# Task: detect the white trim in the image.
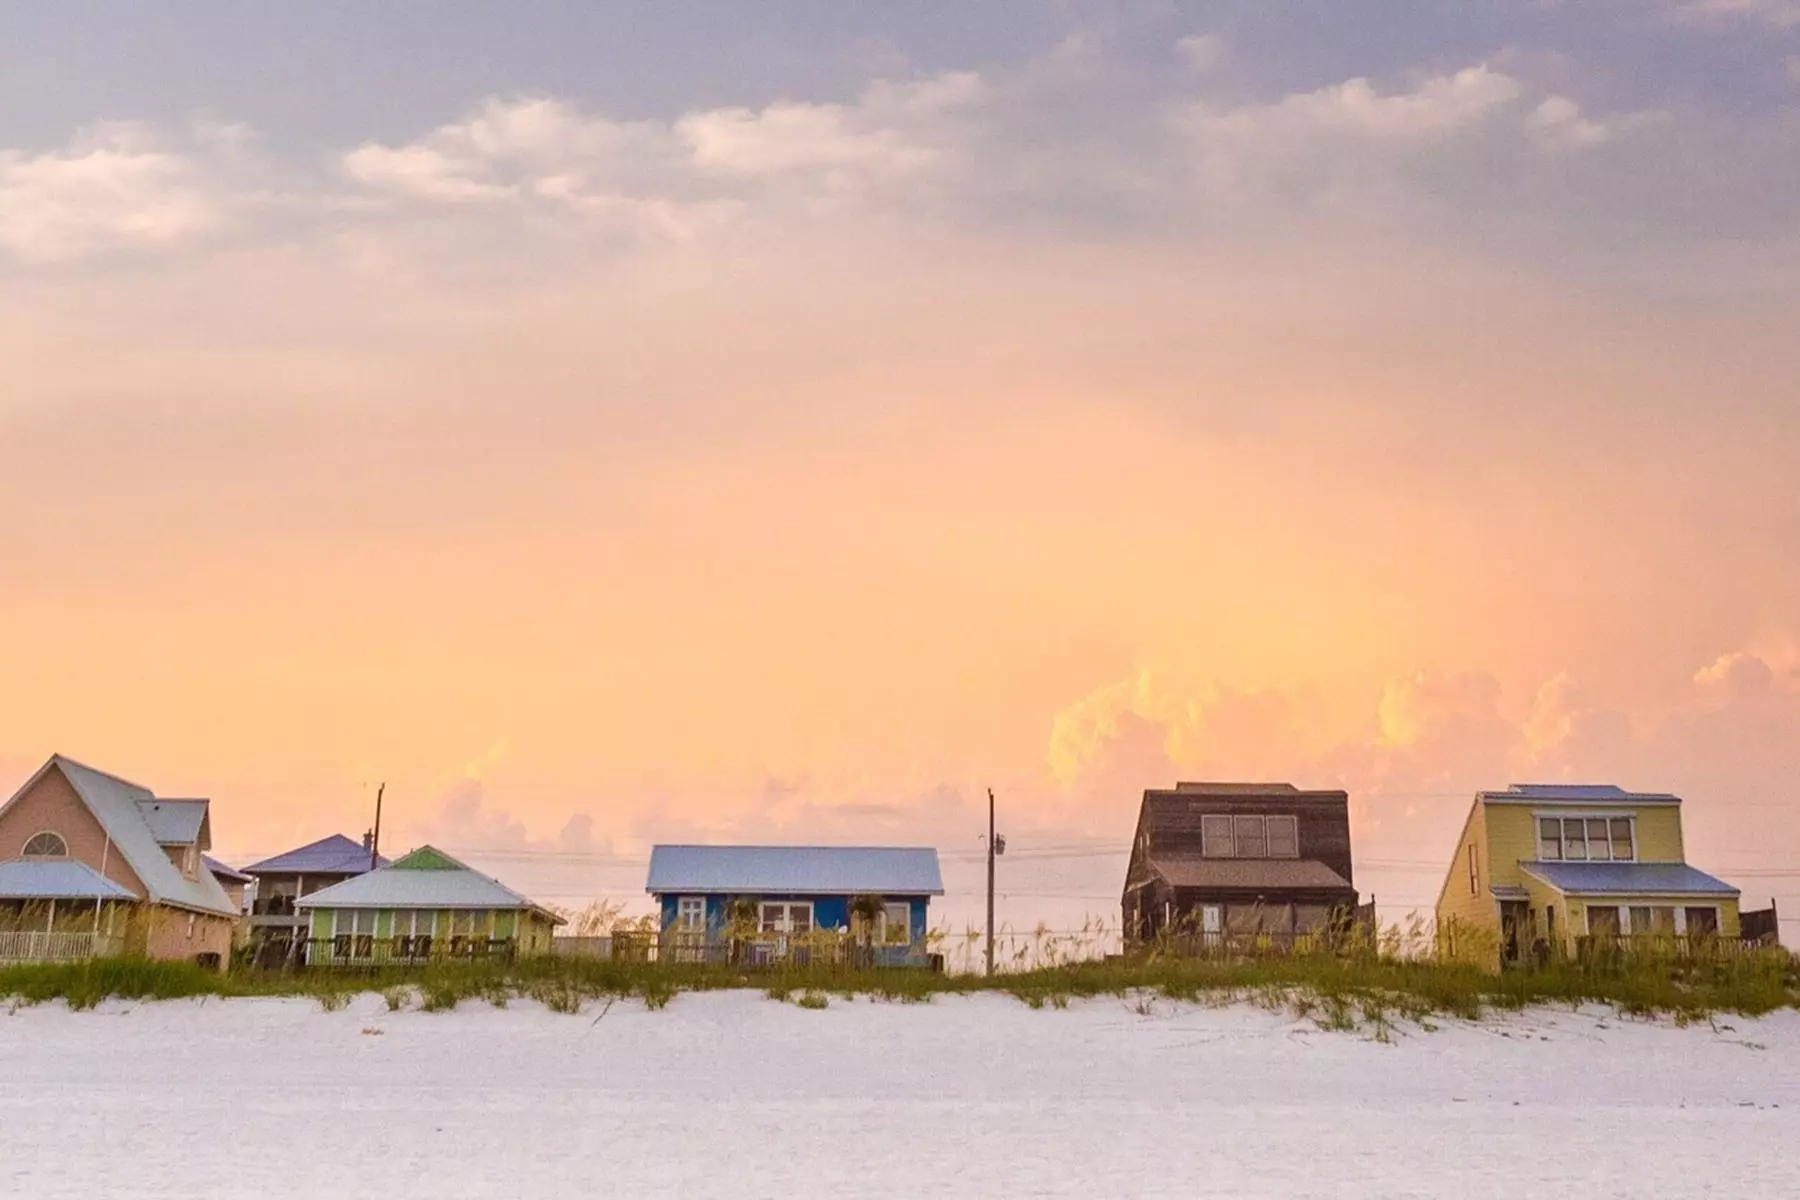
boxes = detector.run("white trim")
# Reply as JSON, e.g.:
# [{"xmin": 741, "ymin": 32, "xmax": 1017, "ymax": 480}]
[
  {"xmin": 20, "ymin": 830, "xmax": 70, "ymax": 859},
  {"xmin": 758, "ymin": 900, "xmax": 814, "ymax": 934},
  {"xmin": 1533, "ymin": 812, "xmax": 1638, "ymax": 862},
  {"xmin": 676, "ymin": 896, "xmax": 705, "ymax": 931}
]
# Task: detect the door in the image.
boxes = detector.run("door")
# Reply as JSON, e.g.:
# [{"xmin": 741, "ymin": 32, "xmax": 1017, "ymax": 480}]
[{"xmin": 1200, "ymin": 904, "xmax": 1222, "ymax": 945}]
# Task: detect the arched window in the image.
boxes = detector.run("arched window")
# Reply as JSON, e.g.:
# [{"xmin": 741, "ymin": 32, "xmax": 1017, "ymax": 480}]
[{"xmin": 21, "ymin": 831, "xmax": 69, "ymax": 858}]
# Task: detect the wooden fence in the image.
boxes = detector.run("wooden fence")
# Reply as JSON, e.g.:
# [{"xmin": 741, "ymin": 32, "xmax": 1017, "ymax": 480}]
[{"xmin": 553, "ymin": 930, "xmax": 937, "ymax": 970}]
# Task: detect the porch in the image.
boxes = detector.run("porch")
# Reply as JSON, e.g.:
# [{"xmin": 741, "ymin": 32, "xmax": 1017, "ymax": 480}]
[
  {"xmin": 0, "ymin": 861, "xmax": 139, "ymax": 963},
  {"xmin": 0, "ymin": 930, "xmax": 128, "ymax": 963},
  {"xmin": 555, "ymin": 929, "xmax": 938, "ymax": 970}
]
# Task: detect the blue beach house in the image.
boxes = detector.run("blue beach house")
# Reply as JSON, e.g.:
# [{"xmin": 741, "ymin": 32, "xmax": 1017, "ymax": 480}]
[{"xmin": 646, "ymin": 845, "xmax": 944, "ymax": 966}]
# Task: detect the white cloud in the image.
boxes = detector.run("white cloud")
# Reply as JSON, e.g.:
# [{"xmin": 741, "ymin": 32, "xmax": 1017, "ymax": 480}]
[
  {"xmin": 1189, "ymin": 66, "xmax": 1523, "ymax": 146},
  {"xmin": 1175, "ymin": 34, "xmax": 1227, "ymax": 73},
  {"xmin": 0, "ymin": 122, "xmax": 225, "ymax": 263},
  {"xmin": 1527, "ymin": 96, "xmax": 1612, "ymax": 148}
]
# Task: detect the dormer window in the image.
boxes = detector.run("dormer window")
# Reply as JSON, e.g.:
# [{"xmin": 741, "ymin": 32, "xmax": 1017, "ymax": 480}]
[
  {"xmin": 1201, "ymin": 814, "xmax": 1299, "ymax": 859},
  {"xmin": 22, "ymin": 831, "xmax": 69, "ymax": 858},
  {"xmin": 1538, "ymin": 815, "xmax": 1635, "ymax": 862}
]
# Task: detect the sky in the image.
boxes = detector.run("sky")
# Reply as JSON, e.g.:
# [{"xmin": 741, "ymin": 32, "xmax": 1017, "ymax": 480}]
[{"xmin": 3, "ymin": 1, "xmax": 1799, "ymax": 939}]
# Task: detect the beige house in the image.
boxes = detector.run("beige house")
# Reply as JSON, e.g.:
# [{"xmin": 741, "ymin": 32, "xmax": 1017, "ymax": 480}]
[{"xmin": 0, "ymin": 755, "xmax": 240, "ymax": 967}]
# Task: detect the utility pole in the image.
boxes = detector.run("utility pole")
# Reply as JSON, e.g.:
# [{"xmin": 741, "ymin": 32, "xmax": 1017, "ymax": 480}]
[
  {"xmin": 986, "ymin": 788, "xmax": 1005, "ymax": 976},
  {"xmin": 370, "ymin": 782, "xmax": 385, "ymax": 871}
]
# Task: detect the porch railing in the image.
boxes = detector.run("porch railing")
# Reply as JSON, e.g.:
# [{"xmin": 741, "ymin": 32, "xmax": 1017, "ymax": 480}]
[
  {"xmin": 553, "ymin": 931, "xmax": 937, "ymax": 970},
  {"xmin": 1573, "ymin": 934, "xmax": 1777, "ymax": 965},
  {"xmin": 0, "ymin": 931, "xmax": 127, "ymax": 963},
  {"xmin": 299, "ymin": 936, "xmax": 517, "ymax": 969}
]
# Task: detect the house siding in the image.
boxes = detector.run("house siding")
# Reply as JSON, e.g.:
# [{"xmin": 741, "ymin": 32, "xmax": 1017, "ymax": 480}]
[
  {"xmin": 658, "ymin": 893, "xmax": 928, "ymax": 940},
  {"xmin": 1435, "ymin": 799, "xmax": 1495, "ymax": 962},
  {"xmin": 144, "ymin": 907, "xmax": 234, "ymax": 966}
]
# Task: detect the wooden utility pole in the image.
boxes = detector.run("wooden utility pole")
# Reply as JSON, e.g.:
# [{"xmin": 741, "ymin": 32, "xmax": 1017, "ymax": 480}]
[
  {"xmin": 370, "ymin": 782, "xmax": 385, "ymax": 871},
  {"xmin": 986, "ymin": 788, "xmax": 1004, "ymax": 977}
]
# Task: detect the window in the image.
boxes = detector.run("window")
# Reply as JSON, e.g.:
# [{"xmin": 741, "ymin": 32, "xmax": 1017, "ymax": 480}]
[
  {"xmin": 1629, "ymin": 906, "xmax": 1652, "ymax": 935},
  {"xmin": 1586, "ymin": 906, "xmax": 1620, "ymax": 936},
  {"xmin": 880, "ymin": 902, "xmax": 912, "ymax": 946},
  {"xmin": 1294, "ymin": 904, "xmax": 1333, "ymax": 934},
  {"xmin": 1232, "ymin": 816, "xmax": 1267, "ymax": 859},
  {"xmin": 1467, "ymin": 843, "xmax": 1479, "ymax": 896},
  {"xmin": 1651, "ymin": 906, "xmax": 1676, "ymax": 934},
  {"xmin": 21, "ymin": 831, "xmax": 68, "ymax": 858},
  {"xmin": 759, "ymin": 902, "xmax": 813, "ymax": 935},
  {"xmin": 1265, "ymin": 816, "xmax": 1298, "ymax": 859},
  {"xmin": 676, "ymin": 897, "xmax": 705, "ymax": 931},
  {"xmin": 1201, "ymin": 815, "xmax": 1234, "ymax": 858},
  {"xmin": 335, "ymin": 909, "xmax": 376, "ymax": 958},
  {"xmin": 1202, "ymin": 815, "xmax": 1297, "ymax": 859},
  {"xmin": 1535, "ymin": 815, "xmax": 1634, "ymax": 862},
  {"xmin": 186, "ymin": 913, "xmax": 197, "ymax": 940},
  {"xmin": 1608, "ymin": 818, "xmax": 1634, "ymax": 861},
  {"xmin": 1684, "ymin": 907, "xmax": 1719, "ymax": 937},
  {"xmin": 1538, "ymin": 818, "xmax": 1562, "ymax": 860}
]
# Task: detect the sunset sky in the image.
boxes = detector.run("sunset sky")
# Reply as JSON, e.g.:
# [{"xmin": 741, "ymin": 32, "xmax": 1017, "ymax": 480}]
[{"xmin": 4, "ymin": 2, "xmax": 1798, "ymax": 938}]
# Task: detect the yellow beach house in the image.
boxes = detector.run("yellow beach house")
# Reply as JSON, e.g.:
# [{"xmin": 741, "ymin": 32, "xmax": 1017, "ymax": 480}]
[{"xmin": 1436, "ymin": 784, "xmax": 1742, "ymax": 967}]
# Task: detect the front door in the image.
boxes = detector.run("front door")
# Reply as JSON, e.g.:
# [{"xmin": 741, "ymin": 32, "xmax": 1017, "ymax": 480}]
[{"xmin": 1200, "ymin": 905, "xmax": 1222, "ymax": 942}]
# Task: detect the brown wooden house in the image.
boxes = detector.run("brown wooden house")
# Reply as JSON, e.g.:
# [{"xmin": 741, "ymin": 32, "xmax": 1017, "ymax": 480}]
[{"xmin": 1122, "ymin": 782, "xmax": 1361, "ymax": 947}]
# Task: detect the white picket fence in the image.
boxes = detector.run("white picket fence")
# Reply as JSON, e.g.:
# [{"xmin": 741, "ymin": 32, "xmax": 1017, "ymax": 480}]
[{"xmin": 0, "ymin": 931, "xmax": 126, "ymax": 963}]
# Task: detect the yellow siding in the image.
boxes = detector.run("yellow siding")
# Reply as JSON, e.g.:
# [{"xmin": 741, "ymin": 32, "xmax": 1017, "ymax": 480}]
[
  {"xmin": 1565, "ymin": 895, "xmax": 1740, "ymax": 941},
  {"xmin": 1483, "ymin": 807, "xmax": 1540, "ymax": 885},
  {"xmin": 1435, "ymin": 800, "xmax": 1498, "ymax": 963},
  {"xmin": 1632, "ymin": 808, "xmax": 1685, "ymax": 861}
]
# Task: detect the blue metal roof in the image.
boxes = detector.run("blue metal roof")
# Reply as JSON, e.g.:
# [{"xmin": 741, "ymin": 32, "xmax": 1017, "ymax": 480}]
[
  {"xmin": 1521, "ymin": 861, "xmax": 1739, "ymax": 896},
  {"xmin": 1482, "ymin": 784, "xmax": 1680, "ymax": 803},
  {"xmin": 0, "ymin": 859, "xmax": 138, "ymax": 901},
  {"xmin": 240, "ymin": 834, "xmax": 387, "ymax": 876},
  {"xmin": 647, "ymin": 845, "xmax": 944, "ymax": 897}
]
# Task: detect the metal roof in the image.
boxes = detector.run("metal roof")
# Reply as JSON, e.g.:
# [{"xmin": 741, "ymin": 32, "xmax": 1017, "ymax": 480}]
[
  {"xmin": 646, "ymin": 845, "xmax": 945, "ymax": 897},
  {"xmin": 203, "ymin": 855, "xmax": 252, "ymax": 884},
  {"xmin": 1481, "ymin": 784, "xmax": 1681, "ymax": 805},
  {"xmin": 240, "ymin": 834, "xmax": 387, "ymax": 876},
  {"xmin": 296, "ymin": 846, "xmax": 561, "ymax": 920},
  {"xmin": 1148, "ymin": 856, "xmax": 1355, "ymax": 893},
  {"xmin": 138, "ymin": 799, "xmax": 209, "ymax": 845},
  {"xmin": 0, "ymin": 859, "xmax": 138, "ymax": 901},
  {"xmin": 1520, "ymin": 861, "xmax": 1739, "ymax": 897},
  {"xmin": 1489, "ymin": 884, "xmax": 1532, "ymax": 902},
  {"xmin": 0, "ymin": 757, "xmax": 238, "ymax": 917}
]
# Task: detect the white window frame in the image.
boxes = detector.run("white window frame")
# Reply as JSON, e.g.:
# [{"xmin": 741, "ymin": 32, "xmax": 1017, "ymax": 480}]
[
  {"xmin": 186, "ymin": 912, "xmax": 197, "ymax": 940},
  {"xmin": 20, "ymin": 830, "xmax": 69, "ymax": 858},
  {"xmin": 759, "ymin": 901, "xmax": 813, "ymax": 934},
  {"xmin": 878, "ymin": 901, "xmax": 912, "ymax": 946},
  {"xmin": 676, "ymin": 896, "xmax": 706, "ymax": 931},
  {"xmin": 1467, "ymin": 843, "xmax": 1480, "ymax": 895},
  {"xmin": 1534, "ymin": 812, "xmax": 1637, "ymax": 862}
]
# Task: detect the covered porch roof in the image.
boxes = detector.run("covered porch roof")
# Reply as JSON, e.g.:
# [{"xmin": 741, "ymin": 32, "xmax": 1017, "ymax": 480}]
[
  {"xmin": 0, "ymin": 860, "xmax": 138, "ymax": 902},
  {"xmin": 1520, "ymin": 861, "xmax": 1739, "ymax": 897}
]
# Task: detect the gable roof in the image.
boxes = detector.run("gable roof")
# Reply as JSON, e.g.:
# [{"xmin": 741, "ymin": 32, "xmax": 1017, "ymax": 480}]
[
  {"xmin": 240, "ymin": 834, "xmax": 387, "ymax": 876},
  {"xmin": 139, "ymin": 799, "xmax": 209, "ymax": 845},
  {"xmin": 203, "ymin": 855, "xmax": 252, "ymax": 884},
  {"xmin": 0, "ymin": 756, "xmax": 238, "ymax": 917},
  {"xmin": 0, "ymin": 859, "xmax": 138, "ymax": 901},
  {"xmin": 646, "ymin": 845, "xmax": 945, "ymax": 897},
  {"xmin": 1520, "ymin": 861, "xmax": 1739, "ymax": 897},
  {"xmin": 295, "ymin": 845, "xmax": 562, "ymax": 921},
  {"xmin": 1147, "ymin": 856, "xmax": 1355, "ymax": 893}
]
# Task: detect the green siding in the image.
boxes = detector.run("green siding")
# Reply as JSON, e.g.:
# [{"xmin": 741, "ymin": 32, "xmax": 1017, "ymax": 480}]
[
  {"xmin": 392, "ymin": 846, "xmax": 461, "ymax": 871},
  {"xmin": 494, "ymin": 911, "xmax": 516, "ymax": 939},
  {"xmin": 310, "ymin": 909, "xmax": 332, "ymax": 938},
  {"xmin": 375, "ymin": 910, "xmax": 394, "ymax": 938}
]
